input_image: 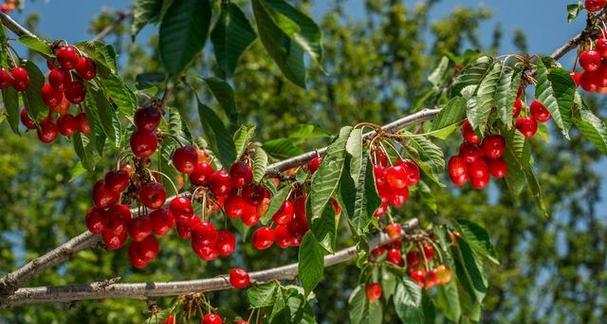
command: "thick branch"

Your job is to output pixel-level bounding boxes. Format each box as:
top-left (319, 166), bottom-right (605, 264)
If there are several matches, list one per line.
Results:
top-left (2, 219), bottom-right (419, 307)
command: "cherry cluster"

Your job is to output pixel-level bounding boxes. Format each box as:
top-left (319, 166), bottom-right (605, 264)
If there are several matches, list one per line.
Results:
top-left (585, 0), bottom-right (607, 13)
top-left (130, 106), bottom-right (161, 158)
top-left (371, 150), bottom-right (421, 217)
top-left (20, 106), bottom-right (91, 143)
top-left (0, 65), bottom-right (29, 92)
top-left (575, 36), bottom-right (607, 93)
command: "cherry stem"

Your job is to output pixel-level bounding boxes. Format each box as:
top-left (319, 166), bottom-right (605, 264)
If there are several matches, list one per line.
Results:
top-left (417, 241), bottom-right (430, 272)
top-left (426, 238), bottom-right (444, 264)
top-left (149, 169), bottom-right (179, 196)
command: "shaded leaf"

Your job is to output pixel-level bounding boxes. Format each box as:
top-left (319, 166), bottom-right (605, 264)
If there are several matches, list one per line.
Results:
top-left (132, 0), bottom-right (165, 38)
top-left (456, 219), bottom-right (499, 264)
top-left (21, 61), bottom-right (46, 120)
top-left (203, 77), bottom-right (238, 129)
top-left (261, 185), bottom-right (290, 224)
top-left (573, 107), bottom-right (607, 154)
top-left (248, 282), bottom-right (279, 308)
top-left (3, 87), bottom-right (19, 134)
top-left (253, 145), bottom-right (268, 183)
top-left (263, 138), bottom-right (302, 159)
top-left (403, 134), bottom-right (445, 187)
top-left (298, 232), bottom-right (324, 295)
top-left (451, 56), bottom-right (493, 95)
top-left (393, 278), bottom-right (425, 323)
top-left (135, 72), bottom-right (165, 90)
top-left (233, 124), bottom-right (256, 158)
top-left (197, 102), bottom-right (236, 168)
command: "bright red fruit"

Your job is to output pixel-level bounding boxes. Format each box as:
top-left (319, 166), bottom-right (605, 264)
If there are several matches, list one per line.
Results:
top-left (400, 160), bottom-right (420, 186)
top-left (410, 269), bottom-right (426, 287)
top-left (406, 250), bottom-right (420, 268)
top-left (272, 200), bottom-right (295, 225)
top-left (471, 172), bottom-right (490, 190)
top-left (37, 117), bottom-right (58, 143)
top-left (209, 170), bottom-right (232, 197)
top-left (570, 72), bottom-right (582, 87)
top-left (64, 80), bottom-right (86, 104)
top-left (448, 155), bottom-right (468, 179)
top-left (308, 156), bottom-right (322, 174)
top-left (48, 69), bottom-right (65, 91)
top-left (176, 223), bottom-right (192, 240)
top-left (0, 69), bottom-right (12, 89)
top-left (128, 243), bottom-right (148, 269)
top-left (515, 117), bottom-right (538, 139)
top-left (57, 114), bottom-right (78, 136)
top-left (372, 149), bottom-right (389, 166)
top-left (134, 107), bottom-right (161, 132)
top-left (241, 209), bottom-right (260, 227)
top-left (513, 98), bottom-right (523, 117)
top-left (128, 215), bottom-right (153, 242)
top-left (103, 229), bottom-right (127, 250)
top-left (384, 164), bottom-right (408, 189)
top-left (580, 70), bottom-right (600, 92)
top-left (597, 38), bottom-right (607, 57)
top-left (365, 283), bottom-right (382, 302)
top-left (488, 159), bottom-right (508, 178)
top-left (150, 208), bottom-right (175, 236)
top-left (201, 313), bottom-right (222, 324)
top-left (20, 108), bottom-right (36, 129)
top-left (229, 267), bottom-right (251, 288)
top-left (138, 235), bottom-right (160, 261)
top-left (56, 45), bottom-right (80, 69)
top-left (459, 143), bottom-right (483, 163)
top-left (385, 223), bottom-right (402, 240)
top-left (424, 268), bottom-right (440, 288)
top-left (530, 100), bottom-right (551, 122)
top-left (85, 207), bottom-right (106, 233)
top-left (75, 56), bottom-right (97, 80)
top-left (192, 221), bottom-right (218, 245)
top-left (92, 180), bottom-right (119, 208)
top-left (461, 120), bottom-right (480, 145)
top-left (579, 50), bottom-right (602, 72)
top-left (190, 162), bottom-right (215, 186)
top-left (216, 230), bottom-right (236, 256)
top-left (422, 244), bottom-right (434, 260)
top-left (387, 248), bottom-right (403, 266)
top-left (139, 182), bottom-right (167, 209)
top-left (172, 146), bottom-right (198, 174)
top-left (163, 314), bottom-right (175, 324)
top-left (252, 226), bottom-right (275, 250)
top-left (105, 170), bottom-right (130, 193)
top-left (107, 204), bottom-right (132, 221)
top-left (230, 161), bottom-right (253, 188)
top-left (274, 224), bottom-right (293, 249)
top-left (130, 130), bottom-right (158, 158)
top-left (41, 83), bottom-right (63, 109)
top-left (10, 67), bottom-right (29, 91)
top-left (480, 135), bottom-right (505, 159)
top-left (75, 113), bottom-right (92, 134)
top-left (469, 159), bottom-right (490, 180)
top-left (585, 0), bottom-right (607, 12)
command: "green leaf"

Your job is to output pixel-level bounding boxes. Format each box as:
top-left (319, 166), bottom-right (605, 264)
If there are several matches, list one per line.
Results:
top-left (73, 133), bottom-right (99, 172)
top-left (203, 77), bottom-right (239, 130)
top-left (262, 138), bottom-right (302, 159)
top-left (468, 61), bottom-right (503, 133)
top-left (17, 36), bottom-right (53, 57)
top-left (428, 56), bottom-right (450, 87)
top-left (348, 285), bottom-right (379, 324)
top-left (132, 0), bottom-right (164, 38)
top-left (253, 145), bottom-right (268, 183)
top-left (523, 164), bottom-right (549, 217)
top-left (567, 3), bottom-right (582, 23)
top-left (452, 56), bottom-right (494, 95)
top-left (288, 124), bottom-right (331, 142)
top-left (248, 282), bottom-right (279, 308)
top-left (144, 308), bottom-right (172, 324)
top-left (310, 126), bottom-right (352, 220)
top-left (431, 96), bottom-right (466, 137)
top-left (497, 69), bottom-right (521, 128)
top-left (503, 130), bottom-right (528, 196)
top-left (89, 85), bottom-right (119, 145)
top-left (76, 41), bottom-right (119, 73)
top-left (3, 87), bottom-right (20, 134)
top-left (261, 185), bottom-right (290, 224)
top-left (197, 102), bottom-right (237, 168)
top-left (452, 237), bottom-right (488, 304)
top-left (252, 0), bottom-right (306, 88)
top-left (346, 128), bottom-right (363, 184)
top-left (233, 124), bottom-right (256, 158)
top-left (535, 57), bottom-right (575, 138)
top-left (435, 281), bottom-right (461, 322)
top-left (21, 61), bottom-right (46, 120)
top-left (135, 72), bottom-right (165, 90)
top-left (298, 232), bottom-right (324, 295)
top-left (456, 219), bottom-right (499, 264)
top-left (393, 278), bottom-right (425, 323)
top-left (403, 134), bottom-right (445, 187)
top-left (159, 0), bottom-right (211, 77)
top-left (347, 157), bottom-right (380, 236)
top-left (210, 2), bottom-right (257, 77)
top-left (97, 67), bottom-right (138, 117)
top-left (310, 199), bottom-right (338, 253)
top-left (573, 107), bottom-right (607, 154)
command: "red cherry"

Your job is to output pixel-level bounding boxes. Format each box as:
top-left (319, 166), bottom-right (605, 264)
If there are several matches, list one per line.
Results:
top-left (242, 184), bottom-right (271, 205)
top-left (597, 38), bottom-right (607, 57)
top-left (371, 246), bottom-right (386, 257)
top-left (373, 201), bottom-right (388, 217)
top-left (139, 182), bottom-right (167, 209)
top-left (85, 207), bottom-right (106, 233)
top-left (176, 223), bottom-right (192, 240)
top-left (389, 186), bottom-right (409, 207)
top-left (224, 195), bottom-right (249, 218)
top-left (48, 69), bottom-right (66, 91)
top-left (57, 114), bottom-right (78, 136)
top-left (128, 215), bottom-right (153, 242)
top-left (105, 170), bottom-right (130, 193)
top-left (480, 135), bottom-right (505, 159)
top-left (469, 158), bottom-right (489, 180)
top-left (192, 238), bottom-right (219, 261)
top-left (163, 314), bottom-right (175, 324)
top-left (530, 100), bottom-right (551, 122)
top-left (229, 267), bottom-right (251, 288)
top-left (190, 162), bottom-right (215, 186)
top-left (64, 80), bottom-right (86, 104)
top-left (138, 235), bottom-right (160, 261)
top-left (128, 243), bottom-right (148, 269)
top-left (424, 268), bottom-right (440, 288)
top-left (75, 113), bottom-right (92, 135)
top-left (169, 196), bottom-right (193, 222)
top-left (209, 170), bottom-right (232, 197)
top-left (252, 226), bottom-right (275, 250)
top-left (387, 248), bottom-right (403, 266)
top-left (75, 56), bottom-right (97, 80)
top-left (308, 156), bottom-right (322, 174)
top-left (130, 130), bottom-right (158, 158)
top-left (459, 143), bottom-right (483, 163)
top-left (372, 149), bottom-right (389, 166)
top-left (37, 117), bottom-right (58, 143)
top-left (216, 230), bottom-right (236, 256)
top-left (10, 67), bottom-right (29, 91)
top-left (134, 107), bottom-right (161, 132)
top-left (0, 69), bottom-right (12, 89)
top-left (272, 200), bottom-right (295, 225)
top-left (399, 160), bottom-right (420, 186)
top-left (579, 50), bottom-right (602, 72)
top-left (470, 172), bottom-right (490, 190)
top-left (365, 283), bottom-right (382, 302)
top-left (150, 208), bottom-right (175, 236)
top-left (384, 164), bottom-right (408, 189)
top-left (107, 204), bottom-right (132, 221)
top-left (274, 224), bottom-right (293, 249)
top-left (235, 321), bottom-right (248, 324)
top-left (202, 313), bottom-right (222, 324)
top-left (230, 161), bottom-right (253, 189)
top-left (20, 107), bottom-right (36, 129)
top-left (585, 0), bottom-right (607, 12)
top-left (55, 45), bottom-right (80, 69)
top-left (102, 229), bottom-right (127, 250)
top-left (461, 120), bottom-right (480, 145)
top-left (451, 172), bottom-right (469, 187)
top-left (409, 269), bottom-right (426, 287)
top-left (512, 98), bottom-right (523, 117)
top-left (448, 155), bottom-right (468, 179)
top-left (570, 72), bottom-right (582, 87)
top-left (192, 221), bottom-right (218, 244)
top-left (241, 207), bottom-right (260, 227)
top-left (41, 82), bottom-right (64, 109)
top-left (92, 179), bottom-right (119, 208)
top-left (580, 70), bottom-right (600, 92)
top-left (422, 244), bottom-right (434, 260)
top-left (406, 250), bottom-right (420, 268)
top-left (515, 117), bottom-right (538, 139)
top-left (488, 159), bottom-right (508, 178)
top-left (172, 146), bottom-right (198, 174)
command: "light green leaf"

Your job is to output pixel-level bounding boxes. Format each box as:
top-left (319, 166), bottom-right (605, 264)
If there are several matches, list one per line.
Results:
top-left (346, 128), bottom-right (363, 184)
top-left (76, 41), bottom-right (119, 73)
top-left (73, 133), bottom-right (99, 172)
top-left (21, 61), bottom-right (46, 120)
top-left (403, 134), bottom-right (445, 187)
top-left (261, 185), bottom-right (290, 224)
top-left (428, 56), bottom-right (450, 87)
top-left (3, 87), bottom-right (19, 134)
top-left (348, 157), bottom-right (380, 236)
top-left (431, 96), bottom-right (466, 138)
top-left (253, 145), bottom-right (268, 183)
top-left (159, 0), bottom-right (211, 77)
top-left (452, 237), bottom-right (488, 304)
top-left (567, 3), bottom-right (582, 23)
top-left (210, 2), bottom-right (257, 77)
top-left (348, 285), bottom-right (376, 324)
top-left (452, 56), bottom-right (494, 95)
top-left (574, 107), bottom-right (607, 154)
top-left (456, 219), bottom-right (499, 264)
top-left (262, 138), bottom-right (303, 159)
top-left (497, 69), bottom-right (521, 128)
top-left (535, 57), bottom-right (575, 138)
top-left (18, 36), bottom-right (53, 57)
top-left (97, 66), bottom-right (138, 117)
top-left (233, 124), bottom-right (256, 159)
top-left (298, 232), bottom-right (324, 295)
top-left (197, 102), bottom-right (236, 168)
top-left (288, 124), bottom-right (330, 142)
top-left (393, 278), bottom-right (425, 323)
top-left (248, 282), bottom-right (279, 308)
top-left (469, 61), bottom-right (503, 133)
top-left (89, 85), bottom-right (118, 145)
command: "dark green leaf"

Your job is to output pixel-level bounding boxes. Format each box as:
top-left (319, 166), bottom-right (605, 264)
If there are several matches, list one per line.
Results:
top-left (567, 3), bottom-right (582, 23)
top-left (248, 282), bottom-right (279, 308)
top-left (3, 87), bottom-right (19, 134)
top-left (97, 66), bottom-right (138, 117)
top-left (469, 62), bottom-right (503, 133)
top-left (456, 219), bottom-right (499, 264)
top-left (431, 96), bottom-right (466, 139)
top-left (261, 185), bottom-right (290, 224)
top-left (76, 41), bottom-right (119, 73)
top-left (21, 61), bottom-right (46, 120)
top-left (347, 157), bottom-right (380, 236)
top-left (89, 85), bottom-right (119, 145)
top-left (203, 77), bottom-right (238, 130)
top-left (393, 278), bottom-right (425, 323)
top-left (210, 2), bottom-right (257, 77)
top-left (311, 199), bottom-right (339, 253)
top-left (159, 0), bottom-right (211, 77)
top-left (262, 138), bottom-right (302, 159)
top-left (298, 232), bottom-right (324, 295)
top-left (452, 237), bottom-right (488, 304)
top-left (73, 133), bottom-right (99, 172)
top-left (135, 72), bottom-right (165, 90)
top-left (132, 0), bottom-right (164, 38)
top-left (348, 285), bottom-right (373, 324)
top-left (18, 36), bottom-right (53, 57)
top-left (197, 102), bottom-right (237, 168)
top-left (535, 57), bottom-right (575, 138)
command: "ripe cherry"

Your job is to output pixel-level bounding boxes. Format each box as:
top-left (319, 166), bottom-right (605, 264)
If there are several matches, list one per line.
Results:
top-left (459, 143), bottom-right (483, 163)
top-left (480, 135), bottom-right (505, 159)
top-left (597, 38), bottom-right (607, 57)
top-left (470, 172), bottom-right (490, 190)
top-left (75, 56), bottom-right (97, 80)
top-left (216, 230), bottom-right (236, 256)
top-left (373, 201), bottom-right (388, 217)
top-left (252, 226), bottom-right (275, 250)
top-left (365, 283), bottom-right (382, 302)
top-left (139, 182), bottom-right (167, 209)
top-left (134, 107), bottom-right (161, 132)
top-left (64, 80), bottom-right (86, 104)
top-left (384, 164), bottom-right (408, 190)
top-left (37, 117), bottom-right (58, 143)
top-left (436, 265), bottom-right (453, 284)
top-left (230, 161), bottom-right (253, 189)
top-left (107, 204), bottom-right (132, 221)
top-left (57, 114), bottom-right (78, 136)
top-left (399, 160), bottom-right (420, 186)
top-left (176, 223), bottom-right (192, 240)
top-left (448, 155), bottom-right (468, 179)
top-left (48, 69), bottom-right (65, 91)
top-left (585, 0), bottom-right (607, 12)
top-left (488, 158), bottom-right (508, 178)
top-left (55, 45), bottom-right (80, 69)
top-left (512, 98), bottom-right (523, 118)
top-left (92, 180), bottom-right (120, 208)
top-left (105, 169), bottom-right (130, 193)
top-left (241, 208), bottom-right (260, 227)
top-left (372, 149), bottom-right (389, 166)
top-left (570, 71), bottom-right (582, 87)
top-left (102, 229), bottom-right (127, 250)
top-left (386, 248), bottom-right (403, 266)
top-left (406, 250), bottom-right (420, 268)
top-left (371, 246), bottom-right (386, 257)
top-left (128, 244), bottom-right (148, 269)
top-left (224, 195), bottom-right (250, 218)
top-left (385, 223), bottom-right (402, 240)
top-left (10, 67), bottom-right (30, 91)
top-left (0, 69), bottom-right (12, 89)
top-left (163, 314), bottom-right (175, 324)
top-left (190, 162), bottom-right (215, 186)
top-left (272, 200), bottom-right (295, 225)
top-left (209, 170), bottom-right (232, 197)
top-left (85, 207), bottom-right (106, 233)
top-left (201, 313), bottom-right (222, 324)
top-left (422, 244), bottom-right (434, 260)
top-left (424, 268), bottom-right (440, 288)
top-left (192, 221), bottom-right (218, 245)
top-left (130, 130), bottom-right (158, 158)
top-left (229, 267), bottom-right (251, 288)
top-left (409, 269), bottom-right (426, 287)
top-left (308, 156), bottom-right (322, 174)
top-left (128, 215), bottom-right (153, 242)
top-left (138, 235), bottom-right (160, 261)
top-left (461, 120), bottom-right (480, 145)
top-left (580, 70), bottom-right (600, 92)
top-left (75, 113), bottom-right (91, 134)
top-left (243, 184), bottom-right (270, 205)
top-left (41, 83), bottom-right (64, 109)
top-left (192, 239), bottom-right (219, 261)
top-left (169, 196), bottom-right (193, 221)
top-left (274, 224), bottom-right (293, 249)
top-left (530, 100), bottom-right (551, 122)
top-left (515, 117), bottom-right (538, 139)
top-left (150, 208), bottom-right (175, 236)
top-left (172, 146), bottom-right (198, 174)
top-left (20, 107), bottom-right (36, 129)
top-left (579, 50), bottom-right (602, 72)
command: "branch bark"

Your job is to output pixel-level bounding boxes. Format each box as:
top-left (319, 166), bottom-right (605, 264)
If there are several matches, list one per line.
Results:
top-left (2, 219), bottom-right (419, 307)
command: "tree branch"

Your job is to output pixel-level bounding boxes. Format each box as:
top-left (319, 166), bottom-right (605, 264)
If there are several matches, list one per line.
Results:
top-left (2, 219), bottom-right (419, 307)
top-left (92, 11), bottom-right (131, 42)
